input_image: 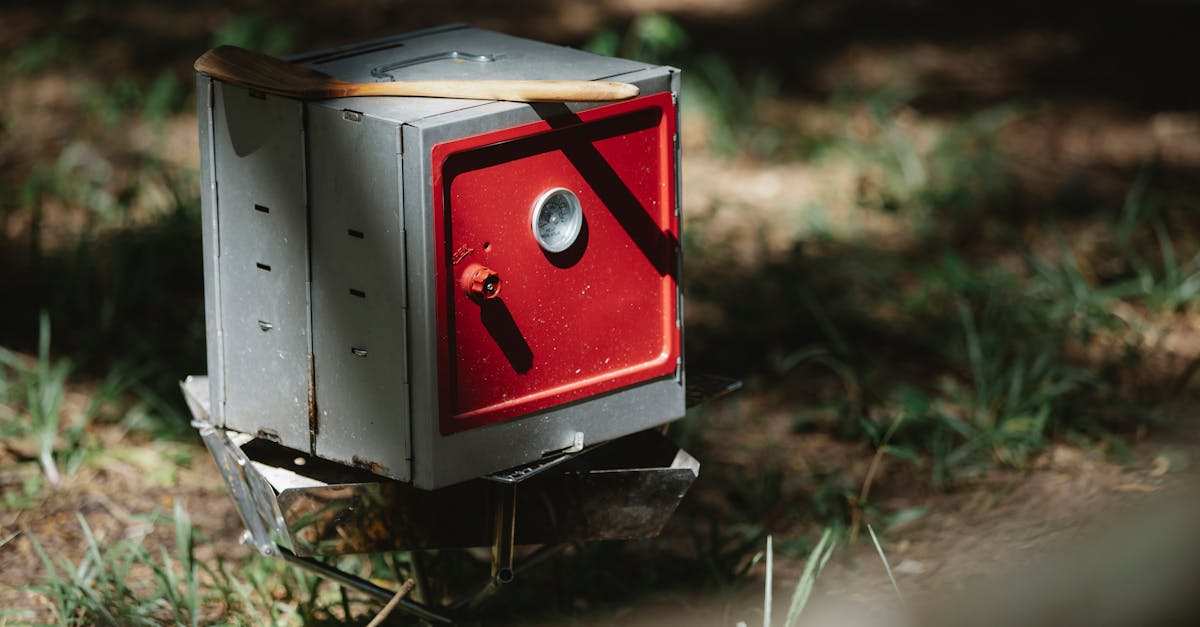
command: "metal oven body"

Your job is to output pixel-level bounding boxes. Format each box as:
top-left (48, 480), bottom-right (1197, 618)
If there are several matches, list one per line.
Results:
top-left (196, 24), bottom-right (684, 489)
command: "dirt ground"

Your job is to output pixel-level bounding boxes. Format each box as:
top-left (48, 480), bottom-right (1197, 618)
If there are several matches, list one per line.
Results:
top-left (516, 405), bottom-right (1200, 626)
top-left (0, 432), bottom-right (253, 620)
top-left (4, 395), bottom-right (1197, 624)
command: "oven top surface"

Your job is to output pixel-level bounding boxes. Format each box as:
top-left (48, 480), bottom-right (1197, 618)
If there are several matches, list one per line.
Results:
top-left (292, 25), bottom-right (654, 123)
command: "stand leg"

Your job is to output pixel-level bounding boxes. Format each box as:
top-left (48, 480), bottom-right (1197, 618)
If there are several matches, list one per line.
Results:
top-left (274, 545), bottom-right (454, 624)
top-left (491, 481), bottom-right (517, 584)
top-left (409, 550), bottom-right (433, 606)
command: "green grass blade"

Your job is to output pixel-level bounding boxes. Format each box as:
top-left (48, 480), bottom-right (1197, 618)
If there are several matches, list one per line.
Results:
top-left (783, 528), bottom-right (836, 627)
top-left (867, 524), bottom-right (905, 607)
top-left (764, 534), bottom-right (773, 627)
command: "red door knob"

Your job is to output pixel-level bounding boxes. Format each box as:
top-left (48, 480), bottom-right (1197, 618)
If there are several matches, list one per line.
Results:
top-left (461, 264), bottom-right (502, 300)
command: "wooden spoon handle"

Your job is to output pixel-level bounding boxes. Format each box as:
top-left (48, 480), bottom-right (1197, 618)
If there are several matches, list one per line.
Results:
top-left (195, 45), bottom-right (639, 103)
top-left (344, 79), bottom-right (639, 102)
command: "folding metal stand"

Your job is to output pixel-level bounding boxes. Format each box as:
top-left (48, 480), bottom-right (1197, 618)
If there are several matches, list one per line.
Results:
top-left (182, 374), bottom-right (739, 622)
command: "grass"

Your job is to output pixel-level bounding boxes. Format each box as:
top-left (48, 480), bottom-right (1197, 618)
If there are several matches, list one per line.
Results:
top-left (586, 13), bottom-right (779, 157)
top-left (840, 88), bottom-right (1020, 213)
top-left (0, 314), bottom-right (73, 484)
top-left (84, 72), bottom-right (186, 129)
top-left (1, 148), bottom-right (206, 424)
top-left (20, 504), bottom-right (210, 626)
top-left (210, 12), bottom-right (298, 56)
top-left (0, 314), bottom-right (126, 485)
top-left (673, 142), bottom-right (1198, 590)
top-left (11, 502), bottom-right (418, 626)
top-left (1114, 169), bottom-right (1200, 312)
top-left (783, 529), bottom-right (837, 627)
top-left (683, 59), bottom-right (1194, 478)
top-left (666, 23), bottom-right (1198, 575)
top-left (733, 530), bottom-right (838, 627)
top-left (0, 314), bottom-right (171, 486)
top-left (896, 255), bottom-right (1114, 479)
top-left (866, 525), bottom-right (904, 609)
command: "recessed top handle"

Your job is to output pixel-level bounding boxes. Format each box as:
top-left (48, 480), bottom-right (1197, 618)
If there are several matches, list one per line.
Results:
top-left (371, 51), bottom-right (506, 81)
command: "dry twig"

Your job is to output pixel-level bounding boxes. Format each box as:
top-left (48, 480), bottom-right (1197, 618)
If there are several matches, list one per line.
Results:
top-left (366, 578), bottom-right (416, 627)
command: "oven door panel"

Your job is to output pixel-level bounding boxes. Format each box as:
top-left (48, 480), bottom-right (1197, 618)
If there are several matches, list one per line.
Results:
top-left (432, 93), bottom-right (680, 434)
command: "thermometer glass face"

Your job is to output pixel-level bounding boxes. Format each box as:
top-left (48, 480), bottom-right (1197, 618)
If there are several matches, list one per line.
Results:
top-left (532, 188), bottom-right (582, 253)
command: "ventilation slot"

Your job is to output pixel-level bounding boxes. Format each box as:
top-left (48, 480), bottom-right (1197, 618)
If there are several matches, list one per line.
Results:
top-left (256, 262), bottom-right (272, 272)
top-left (351, 347), bottom-right (368, 357)
top-left (254, 204), bottom-right (270, 213)
top-left (349, 288), bottom-right (366, 299)
top-left (348, 229), bottom-right (365, 239)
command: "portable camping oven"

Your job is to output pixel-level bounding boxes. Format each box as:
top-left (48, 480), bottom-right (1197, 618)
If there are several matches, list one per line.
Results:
top-left (185, 24), bottom-right (738, 619)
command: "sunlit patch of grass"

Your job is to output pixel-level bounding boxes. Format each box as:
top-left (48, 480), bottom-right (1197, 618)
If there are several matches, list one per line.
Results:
top-left (0, 312), bottom-right (197, 498)
top-left (822, 85), bottom-right (1024, 234)
top-left (0, 314), bottom-right (133, 485)
top-left (0, 468), bottom-right (44, 512)
top-left (897, 255), bottom-right (1112, 477)
top-left (683, 66), bottom-right (1200, 499)
top-left (1111, 169), bottom-right (1200, 312)
top-left (20, 504), bottom-right (215, 626)
top-left (12, 502), bottom-right (402, 626)
top-left (0, 314), bottom-right (71, 485)
top-left (690, 158), bottom-right (1198, 503)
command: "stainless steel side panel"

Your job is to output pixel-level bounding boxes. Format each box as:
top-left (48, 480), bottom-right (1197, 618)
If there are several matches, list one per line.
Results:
top-left (212, 83), bottom-right (311, 450)
top-left (197, 75), bottom-right (224, 425)
top-left (306, 105), bottom-right (411, 480)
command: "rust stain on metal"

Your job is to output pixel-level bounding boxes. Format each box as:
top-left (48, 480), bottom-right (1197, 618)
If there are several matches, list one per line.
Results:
top-left (307, 354), bottom-right (318, 453)
top-left (351, 455), bottom-right (389, 477)
top-left (256, 428), bottom-right (281, 444)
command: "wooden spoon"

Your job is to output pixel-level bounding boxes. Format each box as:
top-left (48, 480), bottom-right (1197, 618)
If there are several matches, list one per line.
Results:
top-left (194, 45), bottom-right (640, 103)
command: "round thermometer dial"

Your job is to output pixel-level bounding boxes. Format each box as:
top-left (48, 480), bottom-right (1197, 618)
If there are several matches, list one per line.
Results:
top-left (531, 188), bottom-right (583, 253)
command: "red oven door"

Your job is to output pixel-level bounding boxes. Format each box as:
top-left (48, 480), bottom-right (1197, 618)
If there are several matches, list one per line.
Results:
top-left (431, 92), bottom-right (680, 434)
